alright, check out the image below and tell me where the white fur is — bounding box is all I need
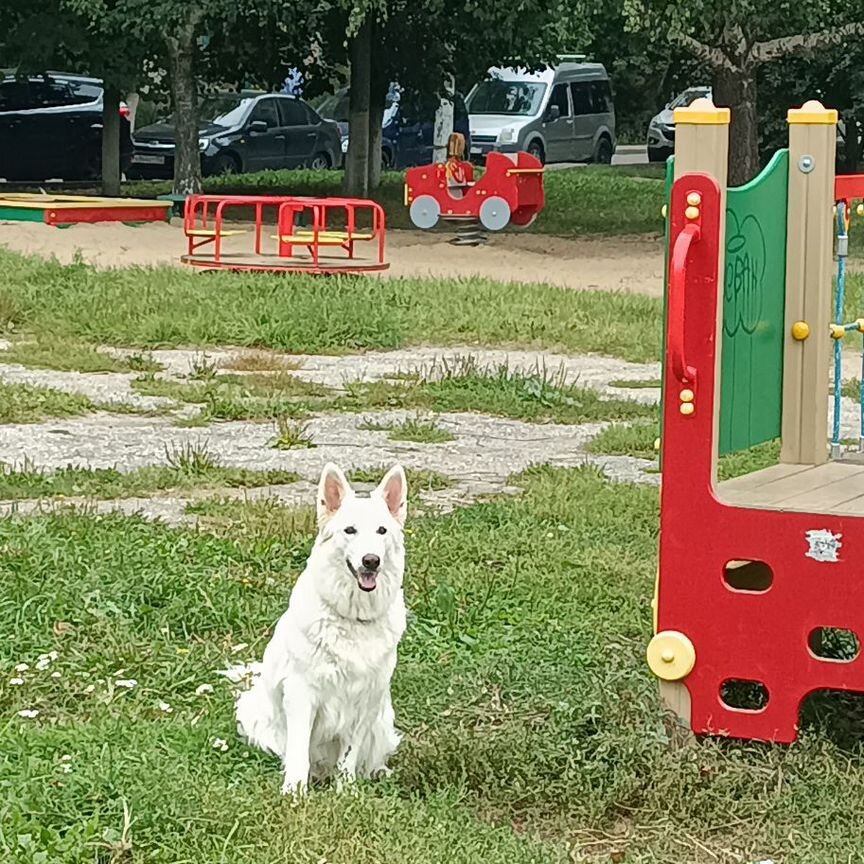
[236,463,408,794]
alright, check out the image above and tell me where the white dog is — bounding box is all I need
[236,463,408,794]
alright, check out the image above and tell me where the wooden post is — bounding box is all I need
[659,98,730,730]
[781,101,838,466]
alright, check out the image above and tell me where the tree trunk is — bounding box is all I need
[166,19,201,196]
[344,17,372,197]
[712,63,760,186]
[432,75,455,163]
[101,85,121,197]
[368,98,384,189]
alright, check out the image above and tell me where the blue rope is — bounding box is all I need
[832,202,847,453]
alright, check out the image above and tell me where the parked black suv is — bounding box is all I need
[0,73,132,181]
[129,91,343,178]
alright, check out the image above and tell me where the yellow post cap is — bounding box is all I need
[680,389,694,402]
[830,323,846,339]
[647,630,696,681]
[680,402,695,416]
[791,321,810,341]
[788,100,838,125]
[673,97,730,125]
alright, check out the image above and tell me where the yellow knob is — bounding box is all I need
[830,324,846,340]
[680,403,695,416]
[857,318,864,333]
[680,389,694,403]
[686,191,702,206]
[660,204,667,218]
[647,631,696,681]
[653,437,661,451]
[858,203,864,217]
[791,321,810,341]
[685,205,700,220]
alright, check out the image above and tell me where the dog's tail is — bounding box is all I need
[235,674,283,757]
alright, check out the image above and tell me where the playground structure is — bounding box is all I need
[181,194,388,274]
[0,193,171,226]
[405,148,545,234]
[648,98,864,744]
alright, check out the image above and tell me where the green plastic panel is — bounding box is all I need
[719,149,789,455]
[0,207,47,223]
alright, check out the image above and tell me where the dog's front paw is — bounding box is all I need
[280,778,308,797]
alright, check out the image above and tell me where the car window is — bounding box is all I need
[570,81,593,115]
[467,80,547,116]
[549,83,570,117]
[68,81,102,104]
[278,98,309,126]
[304,103,321,124]
[0,81,34,111]
[590,80,612,114]
[250,98,279,127]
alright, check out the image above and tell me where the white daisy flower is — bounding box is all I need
[17,709,39,719]
[50,671,61,679]
[60,754,72,762]
[35,658,51,671]
[9,677,24,686]
[60,763,73,774]
[14,663,28,673]
[158,701,173,713]
[212,737,229,752]
[195,683,214,696]
[230,643,249,654]
[83,684,96,694]
[115,679,138,689]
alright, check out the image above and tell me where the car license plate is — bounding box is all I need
[470,146,482,155]
[132,154,165,165]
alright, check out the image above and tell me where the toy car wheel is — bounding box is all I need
[410,195,441,230]
[479,196,511,231]
[510,211,537,229]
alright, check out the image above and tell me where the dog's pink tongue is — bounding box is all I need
[359,571,378,591]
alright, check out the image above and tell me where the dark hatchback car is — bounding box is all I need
[0,73,132,181]
[130,91,342,178]
[316,86,471,169]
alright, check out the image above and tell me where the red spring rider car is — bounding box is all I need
[405,145,544,232]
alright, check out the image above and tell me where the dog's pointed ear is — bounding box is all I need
[374,464,407,525]
[317,463,353,527]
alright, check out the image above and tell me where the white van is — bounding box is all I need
[466,61,616,165]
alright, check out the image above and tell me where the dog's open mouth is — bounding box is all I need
[347,560,378,592]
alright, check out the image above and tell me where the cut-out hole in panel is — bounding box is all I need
[720,679,770,712]
[723,559,773,593]
[809,628,861,662]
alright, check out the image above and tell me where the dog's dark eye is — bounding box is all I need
[377,526,387,535]
[344,526,357,535]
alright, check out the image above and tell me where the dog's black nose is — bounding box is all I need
[362,554,380,571]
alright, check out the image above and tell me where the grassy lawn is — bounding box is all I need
[0,444,298,501]
[0,248,662,363]
[0,381,95,424]
[125,166,666,238]
[3,467,864,862]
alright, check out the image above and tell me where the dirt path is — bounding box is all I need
[0,220,665,296]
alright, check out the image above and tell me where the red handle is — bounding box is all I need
[668,222,701,384]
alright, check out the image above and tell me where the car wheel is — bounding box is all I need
[309,152,331,171]
[210,153,239,176]
[526,140,545,164]
[593,136,613,164]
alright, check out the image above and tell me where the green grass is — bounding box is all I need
[3,467,864,862]
[347,466,453,491]
[607,378,662,389]
[359,415,456,444]
[271,417,316,450]
[124,166,665,237]
[0,248,662,364]
[842,378,861,400]
[0,381,94,424]
[128,361,652,427]
[344,359,655,426]
[0,339,163,374]
[0,447,299,501]
[586,421,659,460]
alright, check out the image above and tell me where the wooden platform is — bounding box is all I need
[181,251,389,274]
[718,460,864,515]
